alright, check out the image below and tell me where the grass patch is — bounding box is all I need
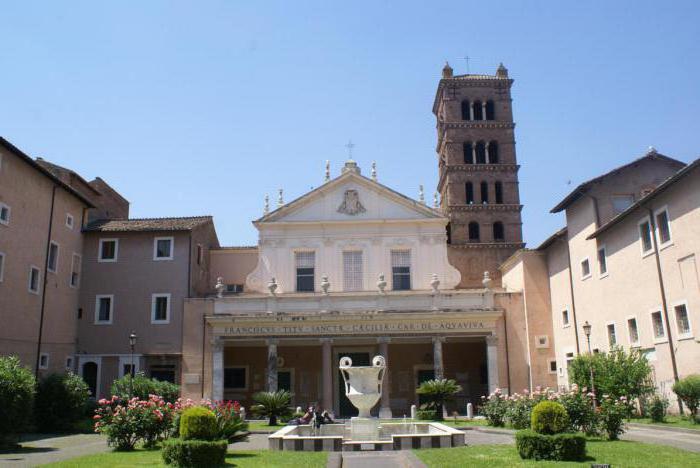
[415,440,700,467]
[42,448,327,467]
[630,416,700,431]
[245,420,286,433]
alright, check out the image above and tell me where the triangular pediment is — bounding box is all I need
[256,170,442,224]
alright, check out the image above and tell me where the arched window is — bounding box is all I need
[461,100,471,120]
[473,100,483,120]
[488,141,499,164]
[495,181,504,204]
[486,100,495,120]
[480,181,489,203]
[475,142,486,164]
[446,223,452,244]
[463,142,474,164]
[465,182,474,204]
[493,221,505,241]
[468,222,480,242]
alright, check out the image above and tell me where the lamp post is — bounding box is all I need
[582,321,596,410]
[129,332,137,398]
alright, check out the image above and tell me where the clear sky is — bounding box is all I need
[2,1,698,246]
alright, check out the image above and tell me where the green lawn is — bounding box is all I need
[414,440,700,468]
[629,416,700,431]
[245,420,286,433]
[43,449,327,467]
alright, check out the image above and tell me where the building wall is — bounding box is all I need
[210,248,258,290]
[0,146,87,376]
[189,222,220,296]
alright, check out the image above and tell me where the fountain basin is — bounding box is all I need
[268,422,466,451]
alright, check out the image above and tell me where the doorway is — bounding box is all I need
[82,362,98,398]
[337,352,370,417]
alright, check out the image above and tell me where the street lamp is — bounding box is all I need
[129,332,137,398]
[582,321,596,410]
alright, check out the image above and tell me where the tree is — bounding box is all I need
[673,375,700,423]
[568,347,654,406]
[251,390,292,425]
[0,356,36,447]
[415,379,462,420]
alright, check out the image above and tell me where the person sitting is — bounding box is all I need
[313,404,335,427]
[288,406,314,425]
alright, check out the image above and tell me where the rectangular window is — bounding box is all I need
[48,241,59,273]
[580,258,591,279]
[562,309,570,327]
[627,317,640,345]
[153,237,174,260]
[0,202,10,225]
[343,251,363,291]
[638,219,653,254]
[549,360,557,374]
[651,310,665,340]
[28,266,40,294]
[196,244,203,265]
[224,367,247,390]
[39,353,49,370]
[95,295,113,324]
[151,293,171,324]
[674,303,692,337]
[597,246,607,276]
[655,207,672,246]
[607,323,617,347]
[65,356,73,370]
[98,239,118,262]
[611,195,634,214]
[66,213,74,229]
[0,252,5,282]
[70,253,81,288]
[391,249,411,290]
[226,284,244,293]
[295,251,315,292]
[565,352,575,371]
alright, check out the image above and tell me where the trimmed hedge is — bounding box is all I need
[516,429,586,461]
[531,401,569,435]
[180,407,218,441]
[110,373,179,403]
[417,409,438,420]
[161,438,227,467]
[35,372,91,432]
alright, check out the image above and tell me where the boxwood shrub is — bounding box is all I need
[531,401,569,435]
[516,429,586,461]
[161,438,227,467]
[180,407,218,441]
[416,409,438,420]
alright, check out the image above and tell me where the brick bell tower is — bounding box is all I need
[433,62,524,288]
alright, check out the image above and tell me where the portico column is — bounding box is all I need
[433,337,445,380]
[321,338,333,412]
[212,338,224,401]
[469,103,474,120]
[267,339,278,392]
[481,102,487,120]
[486,335,500,393]
[378,337,392,418]
[485,143,490,164]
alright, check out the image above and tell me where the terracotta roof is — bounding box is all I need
[587,158,700,240]
[550,149,685,213]
[536,227,567,251]
[0,137,95,207]
[35,158,102,196]
[84,216,212,232]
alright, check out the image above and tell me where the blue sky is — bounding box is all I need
[2,1,698,246]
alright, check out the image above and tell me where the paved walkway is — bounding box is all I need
[622,425,700,453]
[0,434,108,467]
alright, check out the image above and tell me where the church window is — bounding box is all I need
[343,251,363,291]
[461,100,471,120]
[295,251,315,292]
[480,181,489,203]
[465,182,474,204]
[473,100,483,120]
[493,222,505,241]
[495,181,504,204]
[468,222,480,242]
[391,250,411,291]
[485,100,495,120]
[488,141,499,163]
[475,142,486,164]
[463,142,474,164]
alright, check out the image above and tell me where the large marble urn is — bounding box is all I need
[339,355,386,418]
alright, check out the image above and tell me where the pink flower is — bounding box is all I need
[93,414,102,420]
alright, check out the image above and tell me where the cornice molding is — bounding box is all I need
[445,163,519,173]
[449,242,525,250]
[439,121,516,130]
[447,204,523,213]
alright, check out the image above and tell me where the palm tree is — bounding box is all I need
[251,390,293,425]
[416,379,462,420]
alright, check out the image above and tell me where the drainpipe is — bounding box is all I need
[35,185,57,376]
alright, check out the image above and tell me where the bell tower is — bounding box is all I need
[433,62,524,287]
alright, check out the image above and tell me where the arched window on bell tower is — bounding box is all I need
[495,181,504,204]
[463,142,474,164]
[461,100,471,120]
[473,100,483,120]
[488,141,499,164]
[465,182,474,204]
[480,181,489,204]
[493,221,505,241]
[475,142,486,164]
[468,222,480,242]
[486,100,495,120]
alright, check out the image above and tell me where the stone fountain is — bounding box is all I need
[339,355,385,441]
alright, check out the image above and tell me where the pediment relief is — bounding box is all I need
[337,189,366,215]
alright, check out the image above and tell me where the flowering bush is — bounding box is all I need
[480,388,508,427]
[598,395,627,440]
[557,385,598,435]
[94,395,175,450]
